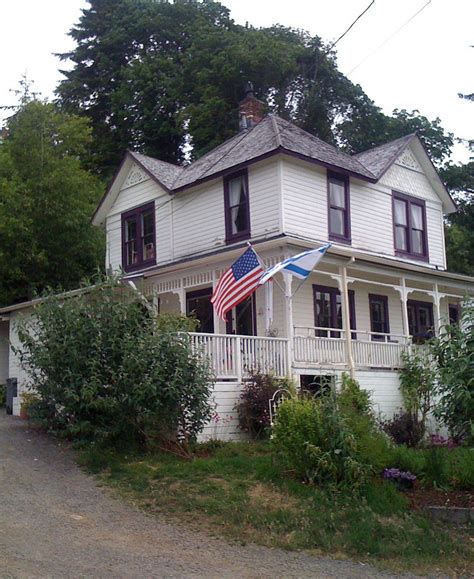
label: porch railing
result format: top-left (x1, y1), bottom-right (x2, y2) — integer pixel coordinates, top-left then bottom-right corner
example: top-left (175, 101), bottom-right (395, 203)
top-left (189, 332), bottom-right (289, 380)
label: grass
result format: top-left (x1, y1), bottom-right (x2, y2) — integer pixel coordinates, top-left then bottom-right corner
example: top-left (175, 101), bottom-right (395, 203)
top-left (78, 441), bottom-right (473, 574)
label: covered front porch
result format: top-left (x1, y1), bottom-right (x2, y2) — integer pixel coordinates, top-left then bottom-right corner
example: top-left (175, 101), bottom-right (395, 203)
top-left (135, 241), bottom-right (471, 381)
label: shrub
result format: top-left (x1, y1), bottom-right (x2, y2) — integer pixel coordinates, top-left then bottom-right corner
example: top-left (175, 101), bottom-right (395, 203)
top-left (430, 300), bottom-right (474, 443)
top-left (272, 395), bottom-right (372, 488)
top-left (382, 410), bottom-right (425, 447)
top-left (16, 277), bottom-right (213, 447)
top-left (236, 370), bottom-right (289, 439)
top-left (0, 384), bottom-right (5, 407)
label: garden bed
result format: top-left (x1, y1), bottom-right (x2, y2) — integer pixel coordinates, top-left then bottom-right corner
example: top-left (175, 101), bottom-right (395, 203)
top-left (407, 488), bottom-right (474, 510)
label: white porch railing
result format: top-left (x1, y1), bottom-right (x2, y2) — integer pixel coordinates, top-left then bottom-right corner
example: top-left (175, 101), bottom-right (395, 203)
top-left (190, 332), bottom-right (289, 380)
top-left (190, 327), bottom-right (419, 380)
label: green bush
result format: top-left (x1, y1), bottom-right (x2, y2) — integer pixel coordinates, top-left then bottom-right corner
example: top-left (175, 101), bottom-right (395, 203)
top-left (272, 395), bottom-right (372, 488)
top-left (0, 384), bottom-right (5, 407)
top-left (16, 277), bottom-right (213, 447)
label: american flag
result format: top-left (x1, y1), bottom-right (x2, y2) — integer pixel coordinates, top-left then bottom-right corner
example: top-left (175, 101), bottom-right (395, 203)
top-left (211, 247), bottom-right (264, 322)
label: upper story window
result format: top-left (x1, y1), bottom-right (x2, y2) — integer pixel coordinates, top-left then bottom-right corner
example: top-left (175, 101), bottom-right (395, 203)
top-left (224, 169), bottom-right (250, 243)
top-left (393, 192), bottom-right (428, 261)
top-left (327, 172), bottom-right (350, 244)
top-left (121, 202), bottom-right (156, 272)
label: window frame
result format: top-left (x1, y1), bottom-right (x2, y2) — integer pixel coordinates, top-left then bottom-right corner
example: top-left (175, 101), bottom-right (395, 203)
top-left (224, 169), bottom-right (251, 244)
top-left (186, 287), bottom-right (215, 334)
top-left (121, 201), bottom-right (156, 272)
top-left (392, 191), bottom-right (429, 262)
top-left (368, 294), bottom-right (390, 341)
top-left (312, 284), bottom-right (356, 339)
top-left (327, 171), bottom-right (351, 244)
top-left (225, 293), bottom-right (257, 336)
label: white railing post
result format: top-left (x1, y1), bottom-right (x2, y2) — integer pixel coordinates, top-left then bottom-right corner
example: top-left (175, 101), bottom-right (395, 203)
top-left (235, 335), bottom-right (242, 382)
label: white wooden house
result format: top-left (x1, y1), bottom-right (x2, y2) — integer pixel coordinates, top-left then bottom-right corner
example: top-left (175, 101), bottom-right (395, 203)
top-left (2, 88), bottom-right (474, 438)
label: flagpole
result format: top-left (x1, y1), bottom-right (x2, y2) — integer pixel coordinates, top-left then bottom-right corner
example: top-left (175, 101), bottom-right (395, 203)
top-left (247, 241), bottom-right (286, 295)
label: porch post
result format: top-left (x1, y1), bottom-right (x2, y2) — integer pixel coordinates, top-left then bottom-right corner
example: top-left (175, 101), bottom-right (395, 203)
top-left (339, 265), bottom-right (356, 379)
top-left (400, 276), bottom-right (410, 340)
top-left (212, 273), bottom-right (220, 333)
top-left (264, 279), bottom-right (274, 334)
top-left (174, 288), bottom-right (186, 314)
top-left (433, 282), bottom-right (441, 334)
top-left (283, 272), bottom-right (295, 378)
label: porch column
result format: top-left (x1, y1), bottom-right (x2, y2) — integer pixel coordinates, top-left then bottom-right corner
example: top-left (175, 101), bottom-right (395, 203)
top-left (339, 265), bottom-right (355, 380)
top-left (264, 279), bottom-right (274, 335)
top-left (400, 276), bottom-right (410, 339)
top-left (433, 283), bottom-right (441, 334)
top-left (212, 274), bottom-right (220, 333)
top-left (283, 272), bottom-right (295, 378)
top-left (172, 288), bottom-right (186, 314)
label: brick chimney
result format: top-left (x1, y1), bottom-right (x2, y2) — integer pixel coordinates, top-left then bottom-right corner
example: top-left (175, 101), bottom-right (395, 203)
top-left (239, 82), bottom-right (264, 130)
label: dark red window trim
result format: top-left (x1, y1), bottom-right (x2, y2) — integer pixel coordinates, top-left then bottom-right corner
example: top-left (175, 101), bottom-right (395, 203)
top-left (392, 191), bottom-right (429, 262)
top-left (368, 294), bottom-right (390, 341)
top-left (121, 201), bottom-right (156, 272)
top-left (313, 284), bottom-right (356, 339)
top-left (327, 171), bottom-right (351, 244)
top-left (224, 169), bottom-right (251, 244)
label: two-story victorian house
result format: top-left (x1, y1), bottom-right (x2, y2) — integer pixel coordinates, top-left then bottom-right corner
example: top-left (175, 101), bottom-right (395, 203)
top-left (3, 87), bottom-right (474, 437)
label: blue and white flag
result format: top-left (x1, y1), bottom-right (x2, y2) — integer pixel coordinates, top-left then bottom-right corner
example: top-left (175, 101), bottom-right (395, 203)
top-left (259, 243), bottom-right (331, 285)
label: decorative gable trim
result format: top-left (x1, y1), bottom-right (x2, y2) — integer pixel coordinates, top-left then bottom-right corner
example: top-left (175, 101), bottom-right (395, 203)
top-left (395, 148), bottom-right (422, 172)
top-left (123, 163), bottom-right (149, 188)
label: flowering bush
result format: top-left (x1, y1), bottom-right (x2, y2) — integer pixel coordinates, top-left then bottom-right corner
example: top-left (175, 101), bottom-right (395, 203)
top-left (383, 468), bottom-right (417, 490)
top-left (428, 434), bottom-right (458, 449)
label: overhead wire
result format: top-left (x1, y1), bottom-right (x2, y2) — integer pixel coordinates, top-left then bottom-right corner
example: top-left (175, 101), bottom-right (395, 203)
top-left (347, 0), bottom-right (432, 75)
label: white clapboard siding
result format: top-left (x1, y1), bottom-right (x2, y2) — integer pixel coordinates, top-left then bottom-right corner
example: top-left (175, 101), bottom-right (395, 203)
top-left (8, 309), bottom-right (34, 415)
top-left (281, 159), bottom-right (328, 240)
top-left (355, 370), bottom-right (403, 419)
top-left (426, 203), bottom-right (446, 268)
top-left (0, 321), bottom-right (9, 385)
top-left (199, 381), bottom-right (247, 442)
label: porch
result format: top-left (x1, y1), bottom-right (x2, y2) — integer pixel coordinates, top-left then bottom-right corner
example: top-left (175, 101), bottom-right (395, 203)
top-left (134, 241), bottom-right (470, 381)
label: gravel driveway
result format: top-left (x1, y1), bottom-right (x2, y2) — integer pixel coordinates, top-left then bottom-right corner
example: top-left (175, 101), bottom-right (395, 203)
top-left (0, 413), bottom-right (413, 578)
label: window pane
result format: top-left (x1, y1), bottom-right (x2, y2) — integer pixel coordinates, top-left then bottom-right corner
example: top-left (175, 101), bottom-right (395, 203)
top-left (141, 210), bottom-right (155, 260)
top-left (411, 204), bottom-right (423, 229)
top-left (231, 204), bottom-right (248, 234)
top-left (395, 225), bottom-right (407, 250)
top-left (411, 229), bottom-right (423, 254)
top-left (329, 180), bottom-right (345, 208)
top-left (127, 241), bottom-right (137, 265)
top-left (394, 199), bottom-right (407, 225)
top-left (329, 207), bottom-right (345, 236)
top-left (125, 218), bottom-right (137, 242)
top-left (229, 176), bottom-right (246, 206)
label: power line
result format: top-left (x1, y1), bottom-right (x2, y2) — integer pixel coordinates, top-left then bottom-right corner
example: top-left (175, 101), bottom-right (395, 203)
top-left (347, 0), bottom-right (432, 75)
top-left (326, 0), bottom-right (375, 54)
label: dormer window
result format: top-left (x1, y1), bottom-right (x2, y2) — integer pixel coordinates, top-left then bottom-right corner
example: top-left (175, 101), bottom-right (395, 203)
top-left (327, 172), bottom-right (350, 243)
top-left (224, 170), bottom-right (250, 243)
top-left (121, 202), bottom-right (156, 272)
top-left (393, 192), bottom-right (428, 260)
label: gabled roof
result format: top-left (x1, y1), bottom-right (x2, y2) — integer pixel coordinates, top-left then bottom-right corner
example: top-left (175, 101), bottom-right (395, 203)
top-left (355, 133), bottom-right (417, 179)
top-left (93, 114), bottom-right (456, 225)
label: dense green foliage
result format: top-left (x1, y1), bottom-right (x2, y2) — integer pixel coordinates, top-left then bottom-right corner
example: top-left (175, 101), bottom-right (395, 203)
top-left (57, 0), bottom-right (454, 177)
top-left (16, 277), bottom-right (213, 446)
top-left (0, 97), bottom-right (104, 306)
top-left (430, 301), bottom-right (474, 443)
top-left (271, 378), bottom-right (375, 488)
top-left (0, 383), bottom-right (5, 407)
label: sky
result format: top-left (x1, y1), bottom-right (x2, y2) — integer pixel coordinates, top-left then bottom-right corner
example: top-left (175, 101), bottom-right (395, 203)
top-left (1, 0), bottom-right (472, 163)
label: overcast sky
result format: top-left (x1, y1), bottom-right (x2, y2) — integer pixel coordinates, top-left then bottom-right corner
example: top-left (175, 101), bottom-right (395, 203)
top-left (1, 0), bottom-right (472, 162)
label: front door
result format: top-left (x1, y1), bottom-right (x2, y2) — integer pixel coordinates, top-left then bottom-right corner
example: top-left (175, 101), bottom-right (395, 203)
top-left (186, 288), bottom-right (214, 333)
top-left (407, 300), bottom-right (434, 343)
top-left (226, 294), bottom-right (256, 335)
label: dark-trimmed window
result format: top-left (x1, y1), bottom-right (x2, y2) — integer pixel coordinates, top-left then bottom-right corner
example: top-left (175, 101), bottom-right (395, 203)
top-left (121, 202), bottom-right (156, 272)
top-left (393, 192), bottom-right (428, 260)
top-left (369, 294), bottom-right (390, 341)
top-left (448, 303), bottom-right (460, 326)
top-left (226, 294), bottom-right (257, 336)
top-left (313, 285), bottom-right (356, 338)
top-left (328, 172), bottom-right (350, 243)
top-left (407, 299), bottom-right (434, 343)
top-left (224, 170), bottom-right (250, 243)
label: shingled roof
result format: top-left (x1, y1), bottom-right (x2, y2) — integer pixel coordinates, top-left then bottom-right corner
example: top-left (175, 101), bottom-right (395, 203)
top-left (128, 114), bottom-right (377, 193)
top-left (355, 133), bottom-right (417, 179)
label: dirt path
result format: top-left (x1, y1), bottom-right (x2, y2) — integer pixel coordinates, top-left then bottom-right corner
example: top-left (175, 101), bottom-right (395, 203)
top-left (0, 414), bottom-right (413, 578)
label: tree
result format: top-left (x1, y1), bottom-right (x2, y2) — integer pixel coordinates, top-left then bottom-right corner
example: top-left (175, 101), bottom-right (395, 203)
top-left (0, 97), bottom-right (105, 306)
